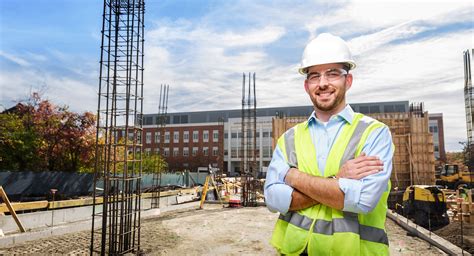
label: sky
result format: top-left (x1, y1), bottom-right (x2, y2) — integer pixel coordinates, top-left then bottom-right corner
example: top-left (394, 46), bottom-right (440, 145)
top-left (0, 0), bottom-right (473, 151)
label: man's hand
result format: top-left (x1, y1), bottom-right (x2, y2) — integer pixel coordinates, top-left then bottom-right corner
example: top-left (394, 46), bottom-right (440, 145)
top-left (336, 153), bottom-right (383, 179)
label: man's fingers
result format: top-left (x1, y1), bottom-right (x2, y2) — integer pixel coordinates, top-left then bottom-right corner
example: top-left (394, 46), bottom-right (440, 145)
top-left (351, 155), bottom-right (379, 164)
top-left (356, 168), bottom-right (382, 179)
top-left (354, 160), bottom-right (383, 169)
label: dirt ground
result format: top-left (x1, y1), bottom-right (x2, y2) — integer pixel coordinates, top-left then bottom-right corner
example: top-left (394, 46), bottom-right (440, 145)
top-left (0, 204), bottom-right (449, 255)
top-left (434, 221), bottom-right (474, 254)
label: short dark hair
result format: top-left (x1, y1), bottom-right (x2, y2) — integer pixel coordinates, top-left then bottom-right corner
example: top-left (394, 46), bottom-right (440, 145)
top-left (342, 63), bottom-right (351, 72)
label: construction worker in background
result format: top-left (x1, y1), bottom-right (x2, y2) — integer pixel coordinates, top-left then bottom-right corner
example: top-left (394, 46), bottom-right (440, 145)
top-left (264, 33), bottom-right (394, 255)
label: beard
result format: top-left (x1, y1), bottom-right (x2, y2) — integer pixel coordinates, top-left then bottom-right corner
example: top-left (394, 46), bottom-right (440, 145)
top-left (310, 87), bottom-right (346, 112)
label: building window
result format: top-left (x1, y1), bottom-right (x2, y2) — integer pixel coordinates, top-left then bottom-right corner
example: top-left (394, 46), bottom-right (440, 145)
top-left (213, 130), bottom-right (219, 142)
top-left (183, 147), bottom-right (189, 157)
top-left (173, 131), bottom-right (179, 143)
top-left (203, 147), bottom-right (209, 156)
top-left (164, 147), bottom-right (170, 157)
top-left (183, 131), bottom-right (189, 143)
top-left (146, 132), bottom-right (152, 144)
top-left (212, 147), bottom-right (218, 156)
top-left (173, 148), bottom-right (179, 157)
top-left (263, 146), bottom-right (271, 158)
top-left (145, 148), bottom-right (151, 155)
top-left (231, 148), bottom-right (238, 158)
top-left (154, 131), bottom-right (160, 143)
top-left (128, 132), bottom-right (134, 141)
top-left (203, 130), bottom-right (209, 142)
top-left (192, 147), bottom-right (198, 156)
top-left (193, 131), bottom-right (199, 142)
top-left (154, 148), bottom-right (160, 154)
top-left (165, 131), bottom-right (170, 143)
top-left (231, 133), bottom-right (237, 138)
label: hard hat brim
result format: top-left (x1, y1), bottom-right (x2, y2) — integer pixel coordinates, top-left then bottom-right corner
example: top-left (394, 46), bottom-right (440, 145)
top-left (298, 60), bottom-right (356, 75)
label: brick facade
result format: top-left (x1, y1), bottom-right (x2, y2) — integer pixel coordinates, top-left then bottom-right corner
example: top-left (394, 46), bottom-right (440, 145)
top-left (142, 125), bottom-right (224, 172)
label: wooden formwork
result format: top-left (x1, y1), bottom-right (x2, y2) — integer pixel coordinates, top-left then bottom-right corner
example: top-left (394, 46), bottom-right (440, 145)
top-left (272, 112), bottom-right (435, 191)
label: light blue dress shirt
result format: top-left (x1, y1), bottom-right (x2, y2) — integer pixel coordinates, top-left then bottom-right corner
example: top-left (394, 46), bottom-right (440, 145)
top-left (264, 105), bottom-right (393, 215)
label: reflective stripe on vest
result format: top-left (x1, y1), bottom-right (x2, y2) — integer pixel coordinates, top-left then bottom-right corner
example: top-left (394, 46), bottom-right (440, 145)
top-left (339, 116), bottom-right (373, 167)
top-left (279, 211), bottom-right (389, 245)
top-left (283, 127), bottom-right (297, 168)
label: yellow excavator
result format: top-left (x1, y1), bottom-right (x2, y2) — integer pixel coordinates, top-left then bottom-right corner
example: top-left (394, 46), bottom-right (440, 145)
top-left (436, 164), bottom-right (474, 189)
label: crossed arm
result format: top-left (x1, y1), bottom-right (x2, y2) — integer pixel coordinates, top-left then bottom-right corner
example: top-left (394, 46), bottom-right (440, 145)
top-left (286, 154), bottom-right (383, 211)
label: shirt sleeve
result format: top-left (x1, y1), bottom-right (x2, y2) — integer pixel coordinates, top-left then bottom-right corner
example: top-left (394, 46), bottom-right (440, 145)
top-left (264, 146), bottom-right (294, 214)
top-left (338, 126), bottom-right (394, 214)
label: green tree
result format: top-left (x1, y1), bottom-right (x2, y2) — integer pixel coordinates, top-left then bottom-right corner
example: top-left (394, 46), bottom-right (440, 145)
top-left (0, 113), bottom-right (41, 170)
top-left (141, 152), bottom-right (168, 174)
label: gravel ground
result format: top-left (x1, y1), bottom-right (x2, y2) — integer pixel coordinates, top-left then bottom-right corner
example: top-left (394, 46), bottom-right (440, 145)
top-left (0, 204), bottom-right (448, 255)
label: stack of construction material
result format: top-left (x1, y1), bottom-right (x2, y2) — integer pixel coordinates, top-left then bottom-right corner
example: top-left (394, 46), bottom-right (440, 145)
top-left (445, 188), bottom-right (474, 223)
top-left (272, 112), bottom-right (435, 192)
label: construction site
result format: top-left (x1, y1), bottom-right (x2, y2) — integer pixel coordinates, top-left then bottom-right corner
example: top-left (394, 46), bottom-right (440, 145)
top-left (1, 0), bottom-right (474, 255)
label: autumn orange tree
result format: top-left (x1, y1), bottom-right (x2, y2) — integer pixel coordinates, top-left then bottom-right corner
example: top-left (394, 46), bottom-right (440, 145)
top-left (0, 93), bottom-right (96, 172)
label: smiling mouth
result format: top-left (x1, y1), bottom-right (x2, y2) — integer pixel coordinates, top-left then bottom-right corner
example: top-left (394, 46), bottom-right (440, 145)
top-left (317, 91), bottom-right (334, 99)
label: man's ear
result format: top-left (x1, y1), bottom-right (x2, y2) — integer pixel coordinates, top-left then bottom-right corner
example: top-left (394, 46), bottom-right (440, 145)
top-left (345, 73), bottom-right (353, 91)
top-left (304, 80), bottom-right (309, 93)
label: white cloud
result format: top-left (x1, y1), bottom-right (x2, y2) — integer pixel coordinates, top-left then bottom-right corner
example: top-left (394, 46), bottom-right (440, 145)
top-left (0, 51), bottom-right (31, 67)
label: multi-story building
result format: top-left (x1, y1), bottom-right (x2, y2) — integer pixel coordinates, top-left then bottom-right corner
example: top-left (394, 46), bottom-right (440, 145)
top-left (142, 124), bottom-right (224, 172)
top-left (143, 101), bottom-right (444, 176)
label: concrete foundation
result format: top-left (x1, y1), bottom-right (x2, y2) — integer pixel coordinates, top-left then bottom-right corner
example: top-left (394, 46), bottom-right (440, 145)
top-left (0, 193), bottom-right (197, 247)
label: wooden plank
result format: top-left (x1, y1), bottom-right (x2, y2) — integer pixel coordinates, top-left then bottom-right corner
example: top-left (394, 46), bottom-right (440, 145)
top-left (387, 210), bottom-right (471, 256)
top-left (0, 186), bottom-right (26, 232)
top-left (0, 200), bottom-right (49, 213)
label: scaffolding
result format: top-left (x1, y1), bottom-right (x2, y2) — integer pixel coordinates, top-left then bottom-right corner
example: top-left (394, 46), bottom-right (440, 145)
top-left (90, 0), bottom-right (145, 255)
top-left (240, 73), bottom-right (258, 207)
top-left (151, 84), bottom-right (169, 209)
top-left (464, 49), bottom-right (474, 170)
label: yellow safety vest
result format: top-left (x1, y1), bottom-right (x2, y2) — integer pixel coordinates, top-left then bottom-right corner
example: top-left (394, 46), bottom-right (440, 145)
top-left (271, 113), bottom-right (391, 255)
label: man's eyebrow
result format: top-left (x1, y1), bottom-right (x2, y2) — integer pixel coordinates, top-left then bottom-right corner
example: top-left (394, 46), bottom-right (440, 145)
top-left (307, 71), bottom-right (321, 76)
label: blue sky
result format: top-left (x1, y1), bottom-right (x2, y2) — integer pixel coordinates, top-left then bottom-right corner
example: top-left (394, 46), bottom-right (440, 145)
top-left (0, 0), bottom-right (473, 151)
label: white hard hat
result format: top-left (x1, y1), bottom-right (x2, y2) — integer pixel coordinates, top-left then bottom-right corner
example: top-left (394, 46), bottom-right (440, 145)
top-left (299, 33), bottom-right (356, 75)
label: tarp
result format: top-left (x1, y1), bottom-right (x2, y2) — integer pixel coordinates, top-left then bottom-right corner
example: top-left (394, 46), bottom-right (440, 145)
top-left (0, 171), bottom-right (208, 201)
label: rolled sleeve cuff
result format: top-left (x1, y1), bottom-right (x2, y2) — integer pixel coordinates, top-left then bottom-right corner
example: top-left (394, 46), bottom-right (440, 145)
top-left (265, 184), bottom-right (294, 215)
top-left (339, 178), bottom-right (363, 213)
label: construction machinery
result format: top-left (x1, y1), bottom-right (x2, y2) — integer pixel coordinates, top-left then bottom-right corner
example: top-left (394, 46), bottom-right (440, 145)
top-left (436, 164), bottom-right (474, 189)
top-left (396, 185), bottom-right (449, 230)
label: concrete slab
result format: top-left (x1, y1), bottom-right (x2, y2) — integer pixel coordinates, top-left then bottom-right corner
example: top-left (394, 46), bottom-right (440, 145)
top-left (0, 197), bottom-right (200, 247)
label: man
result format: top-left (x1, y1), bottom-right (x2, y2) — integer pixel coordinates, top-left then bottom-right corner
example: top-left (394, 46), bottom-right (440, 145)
top-left (264, 33), bottom-right (393, 255)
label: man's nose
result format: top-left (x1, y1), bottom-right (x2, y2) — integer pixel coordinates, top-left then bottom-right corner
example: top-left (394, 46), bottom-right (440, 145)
top-left (318, 76), bottom-right (330, 88)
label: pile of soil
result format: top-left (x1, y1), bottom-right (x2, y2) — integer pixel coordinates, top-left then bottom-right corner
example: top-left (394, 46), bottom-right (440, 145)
top-left (434, 221), bottom-right (474, 254)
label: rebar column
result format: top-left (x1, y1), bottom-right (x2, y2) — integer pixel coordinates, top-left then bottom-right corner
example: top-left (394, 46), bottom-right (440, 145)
top-left (240, 73), bottom-right (258, 207)
top-left (464, 49), bottom-right (474, 171)
top-left (151, 84), bottom-right (169, 208)
top-left (90, 0), bottom-right (145, 255)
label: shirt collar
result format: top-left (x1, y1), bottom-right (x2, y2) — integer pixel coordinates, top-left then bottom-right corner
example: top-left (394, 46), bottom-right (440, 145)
top-left (306, 104), bottom-right (355, 127)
